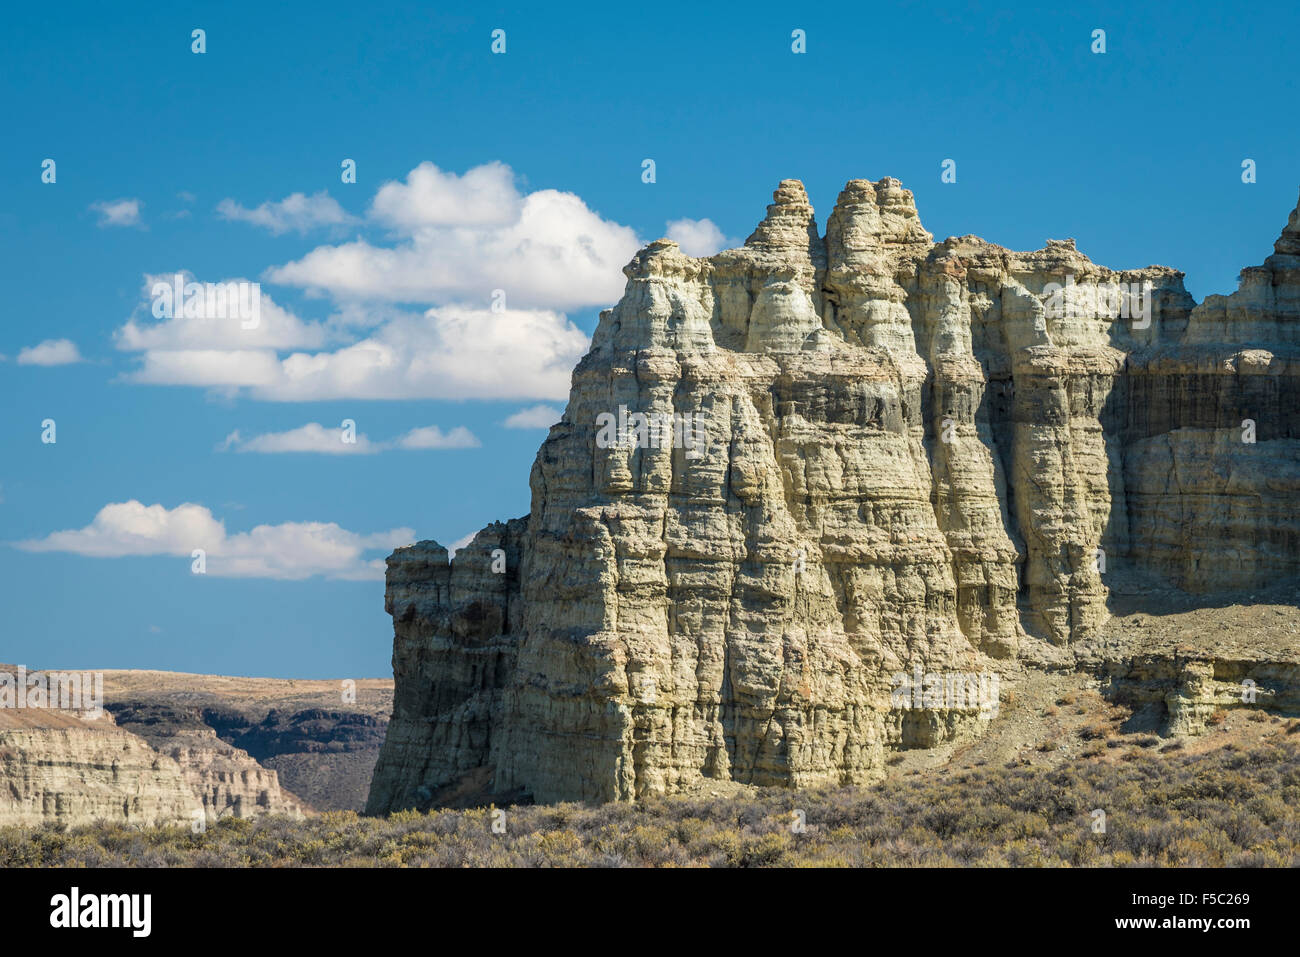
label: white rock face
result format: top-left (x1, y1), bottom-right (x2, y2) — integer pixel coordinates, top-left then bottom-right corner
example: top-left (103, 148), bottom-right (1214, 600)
top-left (0, 682), bottom-right (305, 827)
top-left (367, 181), bottom-right (1300, 810)
top-left (106, 702), bottom-right (305, 822)
top-left (0, 710), bottom-right (201, 827)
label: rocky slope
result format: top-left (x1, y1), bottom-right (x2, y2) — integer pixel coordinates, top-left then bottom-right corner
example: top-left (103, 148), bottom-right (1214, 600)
top-left (104, 701), bottom-right (305, 822)
top-left (368, 180), bottom-right (1300, 811)
top-left (100, 671), bottom-right (391, 812)
top-left (0, 707), bottom-right (201, 828)
top-left (0, 669), bottom-right (392, 827)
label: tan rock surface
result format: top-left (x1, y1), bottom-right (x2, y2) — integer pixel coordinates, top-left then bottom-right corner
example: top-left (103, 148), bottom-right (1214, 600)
top-left (100, 670), bottom-right (392, 812)
top-left (368, 182), bottom-right (1300, 811)
top-left (105, 701), bottom-right (304, 822)
top-left (0, 669), bottom-right (392, 826)
top-left (0, 709), bottom-right (201, 827)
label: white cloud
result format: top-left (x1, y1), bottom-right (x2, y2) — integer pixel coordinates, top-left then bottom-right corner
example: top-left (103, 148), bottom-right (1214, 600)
top-left (503, 404), bottom-right (562, 429)
top-left (122, 305), bottom-right (587, 401)
top-left (221, 423), bottom-right (379, 454)
top-left (90, 198), bottom-right (142, 228)
top-left (666, 217), bottom-right (734, 257)
top-left (267, 162), bottom-right (640, 310)
top-left (14, 500), bottom-right (412, 581)
top-left (446, 531), bottom-right (476, 558)
top-left (216, 191), bottom-right (357, 235)
top-left (113, 163), bottom-right (745, 404)
top-left (220, 422), bottom-right (480, 453)
top-left (369, 161), bottom-right (521, 229)
top-left (392, 425), bottom-right (481, 449)
top-left (17, 339), bottom-right (83, 366)
top-left (116, 273), bottom-right (328, 352)
top-left (129, 349), bottom-right (285, 389)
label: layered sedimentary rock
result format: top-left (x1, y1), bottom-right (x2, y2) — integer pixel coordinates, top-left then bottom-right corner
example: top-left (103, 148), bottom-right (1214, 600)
top-left (204, 707), bottom-right (387, 812)
top-left (368, 181), bottom-right (1300, 810)
top-left (0, 709), bottom-right (201, 827)
top-left (106, 702), bottom-right (304, 821)
top-left (0, 669), bottom-right (392, 825)
top-left (100, 670), bottom-right (393, 812)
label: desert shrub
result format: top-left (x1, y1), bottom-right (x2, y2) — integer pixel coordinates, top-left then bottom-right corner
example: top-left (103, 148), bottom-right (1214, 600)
top-left (6, 738), bottom-right (1300, 867)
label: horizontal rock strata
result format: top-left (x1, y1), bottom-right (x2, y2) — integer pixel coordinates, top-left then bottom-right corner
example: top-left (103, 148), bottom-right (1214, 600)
top-left (0, 708), bottom-right (201, 828)
top-left (368, 181), bottom-right (1300, 810)
top-left (106, 702), bottom-right (304, 822)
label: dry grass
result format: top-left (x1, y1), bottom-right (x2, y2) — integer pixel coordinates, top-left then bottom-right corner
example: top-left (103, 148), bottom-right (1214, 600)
top-left (4, 739), bottom-right (1300, 867)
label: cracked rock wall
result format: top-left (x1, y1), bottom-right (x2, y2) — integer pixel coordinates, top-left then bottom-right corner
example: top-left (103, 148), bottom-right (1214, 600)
top-left (368, 179), bottom-right (1300, 810)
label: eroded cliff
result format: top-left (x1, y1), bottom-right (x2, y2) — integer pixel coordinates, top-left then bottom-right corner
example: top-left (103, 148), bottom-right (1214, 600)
top-left (106, 702), bottom-right (304, 822)
top-left (0, 708), bottom-right (201, 828)
top-left (368, 179), bottom-right (1300, 810)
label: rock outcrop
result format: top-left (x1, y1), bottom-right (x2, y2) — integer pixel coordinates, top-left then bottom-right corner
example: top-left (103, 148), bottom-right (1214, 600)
top-left (99, 670), bottom-right (392, 813)
top-left (368, 180), bottom-right (1300, 810)
top-left (106, 702), bottom-right (304, 822)
top-left (0, 708), bottom-right (201, 828)
top-left (203, 706), bottom-right (387, 812)
top-left (0, 668), bottom-right (389, 826)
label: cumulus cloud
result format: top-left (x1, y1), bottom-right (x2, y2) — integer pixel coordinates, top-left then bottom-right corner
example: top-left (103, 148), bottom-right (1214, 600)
top-left (392, 425), bottom-right (481, 449)
top-left (13, 500), bottom-right (412, 581)
top-left (17, 339), bottom-right (84, 366)
top-left (369, 161), bottom-right (521, 229)
top-left (666, 217), bottom-right (735, 257)
top-left (446, 531), bottom-right (476, 558)
top-left (129, 349), bottom-right (284, 389)
top-left (220, 422), bottom-right (480, 453)
top-left (503, 404), bottom-right (562, 429)
top-left (116, 273), bottom-right (328, 352)
top-left (216, 191), bottom-right (357, 235)
top-left (122, 305), bottom-right (587, 401)
top-left (267, 162), bottom-right (640, 310)
top-left (115, 163), bottom-right (742, 403)
top-left (220, 423), bottom-right (379, 454)
top-left (90, 198), bottom-right (142, 228)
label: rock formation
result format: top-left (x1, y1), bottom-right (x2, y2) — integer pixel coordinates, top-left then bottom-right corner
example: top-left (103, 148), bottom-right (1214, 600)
top-left (204, 707), bottom-right (388, 813)
top-left (0, 668), bottom-right (390, 826)
top-left (99, 670), bottom-right (392, 813)
top-left (106, 702), bottom-right (304, 822)
top-left (0, 708), bottom-right (201, 828)
top-left (367, 180), bottom-right (1300, 811)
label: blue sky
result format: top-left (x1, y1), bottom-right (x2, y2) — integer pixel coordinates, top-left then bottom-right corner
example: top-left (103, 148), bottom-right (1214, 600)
top-left (2, 1), bottom-right (1297, 678)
